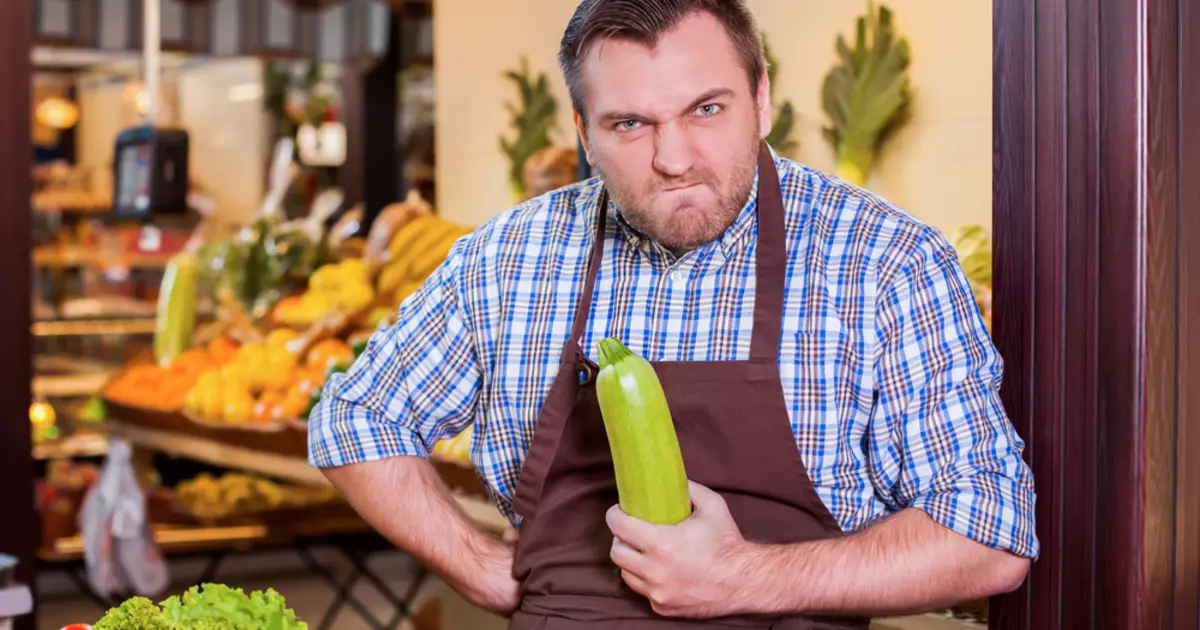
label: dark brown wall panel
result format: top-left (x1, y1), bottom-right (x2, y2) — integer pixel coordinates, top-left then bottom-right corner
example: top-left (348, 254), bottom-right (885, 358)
top-left (1030, 0), bottom-right (1066, 625)
top-left (1094, 1), bottom-right (1144, 624)
top-left (0, 0), bottom-right (36, 628)
top-left (1174, 0), bottom-right (1200, 625)
top-left (989, 0), bottom-right (1034, 623)
top-left (1060, 0), bottom-right (1100, 624)
top-left (992, 0), bottom-right (1194, 628)
top-left (1142, 0), bottom-right (1180, 627)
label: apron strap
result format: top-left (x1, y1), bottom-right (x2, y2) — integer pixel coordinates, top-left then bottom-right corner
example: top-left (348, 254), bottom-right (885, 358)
top-left (565, 188), bottom-right (610, 362)
top-left (749, 141), bottom-right (786, 362)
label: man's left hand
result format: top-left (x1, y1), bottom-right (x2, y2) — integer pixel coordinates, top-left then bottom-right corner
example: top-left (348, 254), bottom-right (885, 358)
top-left (605, 481), bottom-right (759, 618)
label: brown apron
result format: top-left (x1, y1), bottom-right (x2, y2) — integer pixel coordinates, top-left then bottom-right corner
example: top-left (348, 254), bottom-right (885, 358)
top-left (508, 142), bottom-right (871, 630)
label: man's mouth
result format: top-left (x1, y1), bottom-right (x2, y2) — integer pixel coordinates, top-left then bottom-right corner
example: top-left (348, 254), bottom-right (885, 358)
top-left (663, 183), bottom-right (702, 192)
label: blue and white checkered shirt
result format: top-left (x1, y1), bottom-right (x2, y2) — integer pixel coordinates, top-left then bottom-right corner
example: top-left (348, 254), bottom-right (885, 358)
top-left (308, 152), bottom-right (1039, 560)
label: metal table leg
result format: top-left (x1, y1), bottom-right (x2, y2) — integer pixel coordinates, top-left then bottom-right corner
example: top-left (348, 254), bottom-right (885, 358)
top-left (61, 562), bottom-right (121, 611)
top-left (294, 544), bottom-right (436, 630)
top-left (330, 547), bottom-right (430, 630)
top-left (295, 545), bottom-right (385, 630)
top-left (192, 551), bottom-right (225, 585)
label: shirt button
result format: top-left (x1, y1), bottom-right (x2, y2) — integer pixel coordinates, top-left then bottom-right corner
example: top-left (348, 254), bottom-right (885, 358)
top-left (670, 270), bottom-right (686, 287)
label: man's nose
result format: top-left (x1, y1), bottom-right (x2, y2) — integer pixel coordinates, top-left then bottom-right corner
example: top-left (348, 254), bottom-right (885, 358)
top-left (651, 122), bottom-right (695, 177)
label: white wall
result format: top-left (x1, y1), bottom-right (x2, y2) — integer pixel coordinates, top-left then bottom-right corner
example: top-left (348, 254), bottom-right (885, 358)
top-left (433, 0), bottom-right (581, 227)
top-left (748, 0), bottom-right (993, 236)
top-left (175, 58), bottom-right (269, 223)
top-left (433, 0), bottom-right (992, 236)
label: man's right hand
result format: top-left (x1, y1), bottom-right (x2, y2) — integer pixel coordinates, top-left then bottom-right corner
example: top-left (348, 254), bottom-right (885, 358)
top-left (462, 538), bottom-right (520, 615)
top-left (321, 456), bottom-right (521, 617)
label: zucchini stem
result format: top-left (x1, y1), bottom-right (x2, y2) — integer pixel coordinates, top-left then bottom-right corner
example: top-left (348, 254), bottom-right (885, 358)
top-left (596, 337), bottom-right (633, 369)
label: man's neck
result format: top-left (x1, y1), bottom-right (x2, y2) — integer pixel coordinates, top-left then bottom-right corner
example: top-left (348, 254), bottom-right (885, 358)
top-left (666, 245), bottom-right (694, 259)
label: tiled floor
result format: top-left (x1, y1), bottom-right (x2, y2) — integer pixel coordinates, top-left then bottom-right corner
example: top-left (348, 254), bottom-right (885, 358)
top-left (30, 550), bottom-right (981, 630)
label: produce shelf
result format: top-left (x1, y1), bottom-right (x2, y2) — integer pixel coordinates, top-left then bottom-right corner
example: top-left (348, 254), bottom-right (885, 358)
top-left (38, 523), bottom-right (270, 563)
top-left (33, 318), bottom-right (158, 337)
top-left (32, 372), bottom-right (112, 397)
top-left (102, 419), bottom-right (511, 535)
top-left (31, 432), bottom-right (108, 461)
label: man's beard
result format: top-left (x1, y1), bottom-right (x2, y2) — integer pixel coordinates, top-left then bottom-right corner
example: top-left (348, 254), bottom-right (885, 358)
top-left (594, 140), bottom-right (759, 251)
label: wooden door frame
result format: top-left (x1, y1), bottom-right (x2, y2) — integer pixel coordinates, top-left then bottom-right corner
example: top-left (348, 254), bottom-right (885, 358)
top-left (1, 0), bottom-right (36, 629)
top-left (990, 0), bottom-right (1199, 627)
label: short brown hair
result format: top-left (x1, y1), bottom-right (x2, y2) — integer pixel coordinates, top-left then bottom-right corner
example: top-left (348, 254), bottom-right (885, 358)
top-left (559, 0), bottom-right (766, 121)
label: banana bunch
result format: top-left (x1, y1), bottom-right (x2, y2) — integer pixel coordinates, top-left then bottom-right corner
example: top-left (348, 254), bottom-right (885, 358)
top-left (376, 215), bottom-right (473, 307)
top-left (275, 258), bottom-right (376, 326)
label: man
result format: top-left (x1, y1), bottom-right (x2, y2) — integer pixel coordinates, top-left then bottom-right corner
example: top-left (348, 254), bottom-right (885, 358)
top-left (309, 0), bottom-right (1038, 626)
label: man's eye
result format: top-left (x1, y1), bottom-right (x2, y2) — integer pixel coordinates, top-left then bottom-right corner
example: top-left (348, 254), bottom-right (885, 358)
top-left (695, 104), bottom-right (722, 117)
top-left (615, 120), bottom-right (642, 132)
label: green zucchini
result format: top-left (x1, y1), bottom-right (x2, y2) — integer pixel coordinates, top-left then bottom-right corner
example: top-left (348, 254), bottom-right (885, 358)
top-left (595, 337), bottom-right (692, 525)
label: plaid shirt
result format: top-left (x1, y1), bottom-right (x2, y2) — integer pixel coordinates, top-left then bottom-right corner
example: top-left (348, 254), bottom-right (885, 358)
top-left (309, 152), bottom-right (1039, 560)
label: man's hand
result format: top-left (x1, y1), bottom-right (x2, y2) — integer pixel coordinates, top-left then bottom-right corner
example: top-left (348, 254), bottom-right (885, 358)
top-left (606, 481), bottom-right (1031, 620)
top-left (323, 457), bottom-right (520, 617)
top-left (461, 536), bottom-right (520, 615)
top-left (605, 481), bottom-right (757, 618)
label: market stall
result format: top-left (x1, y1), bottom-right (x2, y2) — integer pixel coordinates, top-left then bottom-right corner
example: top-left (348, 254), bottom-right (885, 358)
top-left (16, 0), bottom-right (463, 626)
top-left (32, 147), bottom-right (499, 625)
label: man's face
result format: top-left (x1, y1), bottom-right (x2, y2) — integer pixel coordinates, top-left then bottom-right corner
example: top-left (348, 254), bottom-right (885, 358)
top-left (575, 11), bottom-right (772, 251)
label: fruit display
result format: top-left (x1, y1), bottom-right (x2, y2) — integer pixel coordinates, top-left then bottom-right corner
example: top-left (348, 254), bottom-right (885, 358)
top-left (295, 338), bottom-right (365, 422)
top-left (197, 215), bottom-right (328, 324)
top-left (272, 258), bottom-right (375, 327)
top-left (105, 339), bottom-right (239, 411)
top-left (183, 332), bottom-right (312, 424)
top-left (431, 424), bottom-right (474, 462)
top-left (102, 184), bottom-right (478, 459)
top-left (375, 213), bottom-right (472, 308)
top-left (594, 337), bottom-right (692, 525)
top-left (272, 190), bottom-right (472, 332)
top-left (173, 472), bottom-right (339, 520)
top-left (93, 583), bottom-right (306, 629)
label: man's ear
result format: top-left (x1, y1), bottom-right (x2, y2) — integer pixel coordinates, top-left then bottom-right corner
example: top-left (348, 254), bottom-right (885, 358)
top-left (757, 68), bottom-right (773, 139)
top-left (573, 109), bottom-right (594, 165)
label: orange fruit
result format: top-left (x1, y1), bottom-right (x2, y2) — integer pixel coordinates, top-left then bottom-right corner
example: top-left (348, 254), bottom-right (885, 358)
top-left (306, 339), bottom-right (354, 376)
top-left (253, 391), bottom-right (284, 423)
top-left (207, 337), bottom-right (239, 364)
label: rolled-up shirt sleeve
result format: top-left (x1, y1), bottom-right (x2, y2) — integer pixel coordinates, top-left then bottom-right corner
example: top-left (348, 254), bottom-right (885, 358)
top-left (308, 236), bottom-right (481, 469)
top-left (871, 228), bottom-right (1039, 559)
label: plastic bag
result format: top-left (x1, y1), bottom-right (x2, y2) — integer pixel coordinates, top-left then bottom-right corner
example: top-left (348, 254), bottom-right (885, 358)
top-left (78, 439), bottom-right (169, 598)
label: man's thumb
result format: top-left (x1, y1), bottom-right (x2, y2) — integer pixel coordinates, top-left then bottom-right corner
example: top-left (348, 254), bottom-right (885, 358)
top-left (686, 480), bottom-right (725, 513)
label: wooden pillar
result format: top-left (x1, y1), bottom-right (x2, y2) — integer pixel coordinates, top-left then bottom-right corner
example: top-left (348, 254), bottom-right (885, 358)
top-left (339, 9), bottom-right (402, 231)
top-left (0, 0), bottom-right (36, 628)
top-left (991, 0), bottom-right (1200, 627)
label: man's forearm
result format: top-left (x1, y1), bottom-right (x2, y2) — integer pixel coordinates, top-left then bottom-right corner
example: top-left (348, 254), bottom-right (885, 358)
top-left (740, 508), bottom-right (1031, 618)
top-left (321, 456), bottom-right (517, 611)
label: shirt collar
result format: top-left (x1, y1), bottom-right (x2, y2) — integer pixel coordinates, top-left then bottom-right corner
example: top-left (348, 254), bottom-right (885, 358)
top-left (603, 145), bottom-right (782, 259)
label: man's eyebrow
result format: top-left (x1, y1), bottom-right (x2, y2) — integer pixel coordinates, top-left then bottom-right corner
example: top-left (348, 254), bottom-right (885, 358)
top-left (682, 87), bottom-right (735, 113)
top-left (594, 87), bottom-right (737, 125)
top-left (595, 109), bottom-right (655, 124)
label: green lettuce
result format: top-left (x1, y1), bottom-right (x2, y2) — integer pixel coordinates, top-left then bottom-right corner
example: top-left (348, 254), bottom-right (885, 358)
top-left (93, 597), bottom-right (170, 630)
top-left (94, 583), bottom-right (306, 629)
